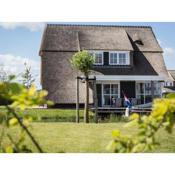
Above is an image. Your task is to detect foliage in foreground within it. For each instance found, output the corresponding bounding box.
[108,94,175,153]
[0,79,52,153]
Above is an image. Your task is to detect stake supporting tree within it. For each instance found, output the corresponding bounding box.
[76,76,98,123]
[84,76,89,123]
[76,77,80,123]
[93,76,98,123]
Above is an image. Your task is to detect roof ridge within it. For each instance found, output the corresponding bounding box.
[47,23,152,28]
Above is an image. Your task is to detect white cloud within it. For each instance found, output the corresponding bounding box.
[0,53,40,88]
[163,47,175,57]
[0,22,45,32]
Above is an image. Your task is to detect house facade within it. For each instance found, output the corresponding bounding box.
[39,24,169,108]
[163,70,175,94]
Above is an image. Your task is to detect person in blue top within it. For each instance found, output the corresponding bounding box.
[123,91,132,116]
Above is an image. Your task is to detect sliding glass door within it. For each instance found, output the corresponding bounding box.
[136,81,161,104]
[102,84,119,106]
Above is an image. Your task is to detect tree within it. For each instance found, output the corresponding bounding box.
[70,50,94,123]
[107,93,175,153]
[0,64,8,82]
[21,62,35,89]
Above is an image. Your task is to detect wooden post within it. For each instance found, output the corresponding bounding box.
[76,77,80,123]
[93,76,98,123]
[151,81,154,102]
[84,77,89,123]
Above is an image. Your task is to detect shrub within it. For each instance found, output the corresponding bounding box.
[108,93,175,153]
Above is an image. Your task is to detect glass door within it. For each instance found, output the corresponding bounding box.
[102,84,119,107]
[103,84,111,106]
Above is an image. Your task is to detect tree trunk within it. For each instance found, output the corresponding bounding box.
[84,76,89,123]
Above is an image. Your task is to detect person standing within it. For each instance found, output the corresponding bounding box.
[123,93,132,117]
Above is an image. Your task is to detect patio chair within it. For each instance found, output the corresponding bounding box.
[116,98,122,107]
[131,98,137,106]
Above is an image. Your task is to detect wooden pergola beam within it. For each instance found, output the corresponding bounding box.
[77,76,96,81]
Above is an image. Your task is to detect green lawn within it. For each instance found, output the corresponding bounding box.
[1,107,175,153]
[1,122,175,153]
[0,107,94,122]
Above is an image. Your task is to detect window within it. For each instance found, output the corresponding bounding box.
[136,82,161,104]
[109,53,118,64]
[102,84,119,106]
[109,52,129,65]
[134,39,144,46]
[145,82,151,95]
[94,52,103,65]
[136,83,145,104]
[119,53,126,65]
[164,81,174,87]
[90,51,103,65]
[170,82,174,86]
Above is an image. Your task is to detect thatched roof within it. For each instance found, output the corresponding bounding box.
[168,70,175,80]
[40,24,162,53]
[91,52,168,79]
[162,87,175,93]
[40,24,170,81]
[40,28,79,52]
[78,29,133,50]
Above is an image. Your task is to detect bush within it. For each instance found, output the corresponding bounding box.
[108,94,175,153]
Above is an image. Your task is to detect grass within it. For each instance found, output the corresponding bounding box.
[0,107,95,122]
[0,107,126,123]
[1,122,175,153]
[1,107,175,153]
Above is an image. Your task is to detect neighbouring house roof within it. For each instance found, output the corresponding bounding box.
[168,70,175,80]
[40,24,163,53]
[162,87,175,93]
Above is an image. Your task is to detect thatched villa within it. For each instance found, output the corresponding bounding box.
[163,70,175,94]
[39,24,170,108]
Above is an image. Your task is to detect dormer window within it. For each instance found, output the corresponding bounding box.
[134,39,144,46]
[90,51,103,65]
[109,51,129,65]
[119,53,127,65]
[109,53,118,64]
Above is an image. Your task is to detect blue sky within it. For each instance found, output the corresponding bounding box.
[0,22,175,89]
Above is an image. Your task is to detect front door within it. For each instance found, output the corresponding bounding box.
[120,81,136,98]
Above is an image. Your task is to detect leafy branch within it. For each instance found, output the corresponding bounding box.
[0,80,53,153]
[6,105,43,153]
[108,94,175,153]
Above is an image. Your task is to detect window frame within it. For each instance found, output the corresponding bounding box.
[109,51,130,65]
[136,81,161,104]
[90,51,104,65]
[109,52,118,65]
[102,83,120,106]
